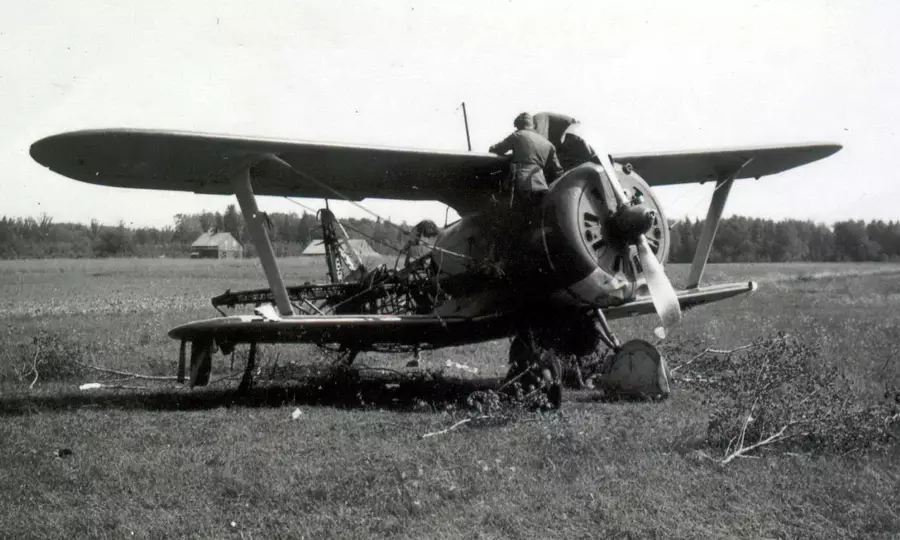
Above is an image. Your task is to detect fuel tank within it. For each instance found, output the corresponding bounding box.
[432,163,669,309]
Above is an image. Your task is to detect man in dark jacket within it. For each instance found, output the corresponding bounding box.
[533,112,598,171]
[489,112,564,206]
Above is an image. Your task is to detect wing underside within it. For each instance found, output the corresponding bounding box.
[29,129,507,214]
[31,129,840,214]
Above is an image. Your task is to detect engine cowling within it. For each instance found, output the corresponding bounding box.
[533,162,669,307]
[431,162,669,310]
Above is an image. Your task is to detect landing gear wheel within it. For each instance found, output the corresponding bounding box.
[597,339,670,399]
[504,336,563,409]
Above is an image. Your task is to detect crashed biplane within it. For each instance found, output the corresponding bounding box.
[29,114,841,406]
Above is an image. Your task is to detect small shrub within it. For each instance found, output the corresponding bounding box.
[0,329,85,386]
[677,333,898,459]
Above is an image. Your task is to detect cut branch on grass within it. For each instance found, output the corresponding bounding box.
[670,338,787,374]
[421,418,472,439]
[421,415,494,439]
[720,424,791,464]
[209,371,244,385]
[73,358,179,381]
[79,382,154,392]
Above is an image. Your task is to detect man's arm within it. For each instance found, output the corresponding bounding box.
[547,145,564,182]
[489,133,514,155]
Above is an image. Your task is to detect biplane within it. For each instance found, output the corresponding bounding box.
[29,113,841,406]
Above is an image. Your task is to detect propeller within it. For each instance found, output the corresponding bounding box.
[567,124,683,338]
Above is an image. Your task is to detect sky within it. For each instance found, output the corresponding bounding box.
[2,0,898,228]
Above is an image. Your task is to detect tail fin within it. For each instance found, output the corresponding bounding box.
[318,208,366,284]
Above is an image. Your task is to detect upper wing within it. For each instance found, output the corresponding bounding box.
[30,129,841,213]
[29,129,507,214]
[611,142,842,186]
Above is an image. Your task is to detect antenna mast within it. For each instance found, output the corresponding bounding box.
[461,102,472,151]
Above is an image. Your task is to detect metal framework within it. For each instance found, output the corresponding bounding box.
[211,254,449,318]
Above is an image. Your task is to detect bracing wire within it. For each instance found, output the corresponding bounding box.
[282,196,405,254]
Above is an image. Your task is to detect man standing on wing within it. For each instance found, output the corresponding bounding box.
[489,112,564,210]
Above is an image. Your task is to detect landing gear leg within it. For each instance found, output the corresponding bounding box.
[237,342,257,395]
[594,308,621,352]
[189,337,214,388]
[406,345,421,368]
[592,309,670,399]
[333,348,360,367]
[504,332,562,409]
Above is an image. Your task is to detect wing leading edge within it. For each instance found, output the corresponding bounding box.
[611,142,842,186]
[30,129,840,213]
[29,129,507,214]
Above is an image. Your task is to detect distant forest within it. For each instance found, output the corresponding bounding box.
[1,204,899,263]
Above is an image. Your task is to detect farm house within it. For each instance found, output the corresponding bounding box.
[300,239,377,257]
[190,232,243,259]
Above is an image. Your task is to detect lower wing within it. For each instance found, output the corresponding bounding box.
[169,282,756,347]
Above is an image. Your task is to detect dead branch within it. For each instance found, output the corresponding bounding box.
[420,415,490,439]
[209,371,244,384]
[80,382,153,391]
[73,358,178,381]
[720,424,790,464]
[28,345,41,389]
[670,337,788,374]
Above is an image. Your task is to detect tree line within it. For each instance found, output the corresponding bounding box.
[668,217,900,263]
[0,204,409,259]
[1,207,898,262]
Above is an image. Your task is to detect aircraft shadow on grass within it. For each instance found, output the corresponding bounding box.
[0,369,516,416]
[0,367,619,417]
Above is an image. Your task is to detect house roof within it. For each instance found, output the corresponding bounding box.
[191,232,241,249]
[300,238,377,256]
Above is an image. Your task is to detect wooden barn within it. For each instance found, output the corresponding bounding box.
[190,232,242,259]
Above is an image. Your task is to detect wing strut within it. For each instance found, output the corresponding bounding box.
[233,165,294,316]
[686,158,753,289]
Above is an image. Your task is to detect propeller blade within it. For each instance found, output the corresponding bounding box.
[636,235,682,338]
[565,123,628,206]
[568,122,682,337]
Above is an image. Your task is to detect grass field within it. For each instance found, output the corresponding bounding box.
[1,258,899,539]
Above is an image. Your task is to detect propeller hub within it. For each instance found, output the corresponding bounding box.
[611,205,656,245]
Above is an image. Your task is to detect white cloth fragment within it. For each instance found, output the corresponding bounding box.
[445,360,478,374]
[254,303,282,322]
